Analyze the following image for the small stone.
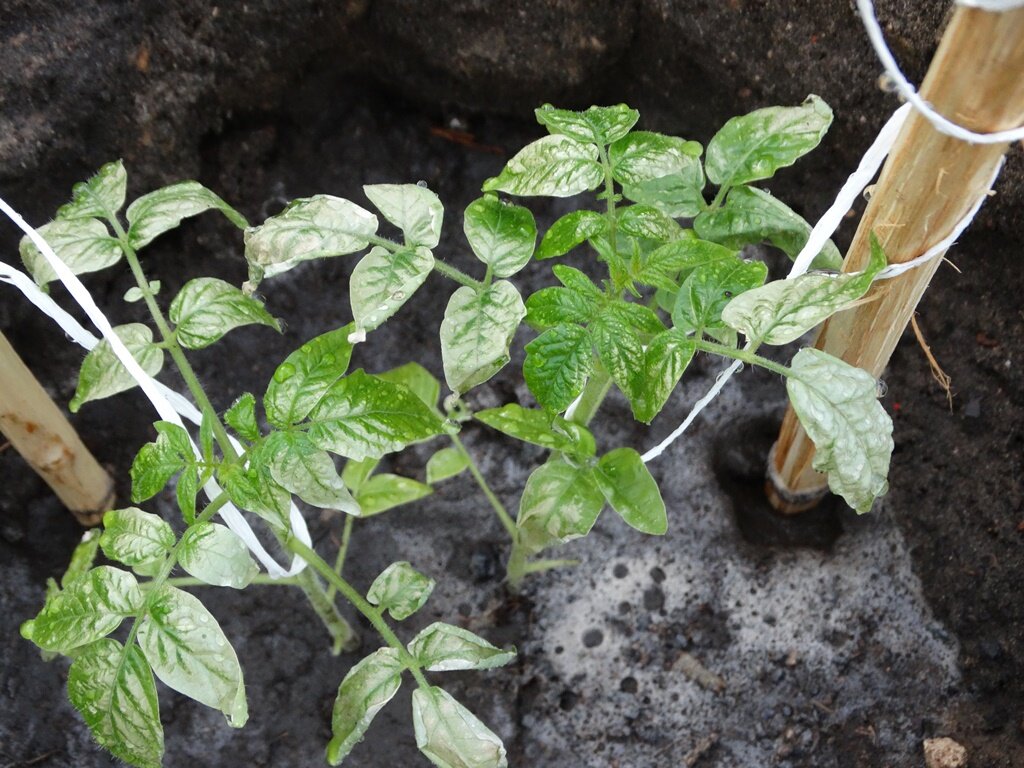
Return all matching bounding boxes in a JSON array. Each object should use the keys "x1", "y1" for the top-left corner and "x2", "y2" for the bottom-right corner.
[
  {"x1": 619, "y1": 676, "x2": 638, "y2": 694},
  {"x1": 923, "y1": 737, "x2": 968, "y2": 768},
  {"x1": 650, "y1": 566, "x2": 666, "y2": 583},
  {"x1": 582, "y1": 628, "x2": 604, "y2": 648},
  {"x1": 613, "y1": 563, "x2": 629, "y2": 578},
  {"x1": 643, "y1": 586, "x2": 665, "y2": 611},
  {"x1": 964, "y1": 398, "x2": 981, "y2": 418}
]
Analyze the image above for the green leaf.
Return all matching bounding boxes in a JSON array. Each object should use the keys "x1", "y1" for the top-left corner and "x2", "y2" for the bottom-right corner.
[
  {"x1": 225, "y1": 393, "x2": 260, "y2": 441},
  {"x1": 20, "y1": 566, "x2": 141, "y2": 654},
  {"x1": 264, "y1": 431, "x2": 360, "y2": 514},
  {"x1": 630, "y1": 329, "x2": 695, "y2": 424},
  {"x1": 178, "y1": 522, "x2": 260, "y2": 589},
  {"x1": 412, "y1": 686, "x2": 508, "y2": 768},
  {"x1": 137, "y1": 585, "x2": 248, "y2": 726},
  {"x1": 611, "y1": 300, "x2": 666, "y2": 336},
  {"x1": 524, "y1": 285, "x2": 601, "y2": 331},
  {"x1": 175, "y1": 466, "x2": 200, "y2": 524},
  {"x1": 523, "y1": 323, "x2": 593, "y2": 413},
  {"x1": 672, "y1": 255, "x2": 768, "y2": 335},
  {"x1": 482, "y1": 135, "x2": 603, "y2": 198},
  {"x1": 57, "y1": 161, "x2": 128, "y2": 220},
  {"x1": 243, "y1": 195, "x2": 378, "y2": 281},
  {"x1": 374, "y1": 362, "x2": 442, "y2": 411},
  {"x1": 786, "y1": 349, "x2": 893, "y2": 514},
  {"x1": 217, "y1": 457, "x2": 291, "y2": 530},
  {"x1": 426, "y1": 447, "x2": 469, "y2": 484},
  {"x1": 130, "y1": 422, "x2": 192, "y2": 503},
  {"x1": 364, "y1": 183, "x2": 444, "y2": 248},
  {"x1": 366, "y1": 561, "x2": 435, "y2": 620},
  {"x1": 124, "y1": 280, "x2": 161, "y2": 303},
  {"x1": 126, "y1": 181, "x2": 247, "y2": 249},
  {"x1": 440, "y1": 281, "x2": 525, "y2": 394},
  {"x1": 305, "y1": 370, "x2": 444, "y2": 461},
  {"x1": 355, "y1": 473, "x2": 433, "y2": 516},
  {"x1": 517, "y1": 460, "x2": 604, "y2": 553},
  {"x1": 341, "y1": 457, "x2": 379, "y2": 494},
  {"x1": 265, "y1": 325, "x2": 355, "y2": 428},
  {"x1": 62, "y1": 529, "x2": 102, "y2": 587},
  {"x1": 169, "y1": 277, "x2": 280, "y2": 350},
  {"x1": 463, "y1": 196, "x2": 536, "y2": 277},
  {"x1": 536, "y1": 210, "x2": 606, "y2": 260},
  {"x1": 409, "y1": 623, "x2": 515, "y2": 672},
  {"x1": 722, "y1": 234, "x2": 886, "y2": 345},
  {"x1": 99, "y1": 507, "x2": 174, "y2": 568},
  {"x1": 610, "y1": 131, "x2": 705, "y2": 217},
  {"x1": 535, "y1": 103, "x2": 639, "y2": 145},
  {"x1": 67, "y1": 638, "x2": 163, "y2": 768},
  {"x1": 594, "y1": 448, "x2": 667, "y2": 534},
  {"x1": 351, "y1": 245, "x2": 434, "y2": 333},
  {"x1": 20, "y1": 217, "x2": 122, "y2": 286},
  {"x1": 635, "y1": 238, "x2": 737, "y2": 292},
  {"x1": 475, "y1": 404, "x2": 595, "y2": 457},
  {"x1": 694, "y1": 185, "x2": 842, "y2": 270},
  {"x1": 70, "y1": 323, "x2": 164, "y2": 412},
  {"x1": 327, "y1": 648, "x2": 404, "y2": 766},
  {"x1": 552, "y1": 264, "x2": 604, "y2": 298},
  {"x1": 618, "y1": 205, "x2": 682, "y2": 241},
  {"x1": 705, "y1": 95, "x2": 833, "y2": 189},
  {"x1": 591, "y1": 308, "x2": 645, "y2": 405}
]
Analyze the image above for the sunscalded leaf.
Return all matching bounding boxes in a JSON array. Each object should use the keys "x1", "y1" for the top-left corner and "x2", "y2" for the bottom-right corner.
[
  {"x1": 137, "y1": 585, "x2": 248, "y2": 726},
  {"x1": 594, "y1": 448, "x2": 667, "y2": 534},
  {"x1": 536, "y1": 209, "x2": 606, "y2": 260},
  {"x1": 524, "y1": 284, "x2": 601, "y2": 331},
  {"x1": 722, "y1": 234, "x2": 886, "y2": 345},
  {"x1": 124, "y1": 280, "x2": 160, "y2": 303},
  {"x1": 672, "y1": 255, "x2": 767, "y2": 335},
  {"x1": 523, "y1": 323, "x2": 593, "y2": 413},
  {"x1": 629, "y1": 329, "x2": 695, "y2": 424},
  {"x1": 463, "y1": 195, "x2": 536, "y2": 277},
  {"x1": 482, "y1": 135, "x2": 603, "y2": 198},
  {"x1": 590, "y1": 306, "x2": 645, "y2": 406},
  {"x1": 178, "y1": 522, "x2": 259, "y2": 589},
  {"x1": 374, "y1": 362, "x2": 441, "y2": 411},
  {"x1": 364, "y1": 183, "x2": 444, "y2": 248},
  {"x1": 67, "y1": 638, "x2": 163, "y2": 768},
  {"x1": 264, "y1": 431, "x2": 360, "y2": 515},
  {"x1": 99, "y1": 507, "x2": 174, "y2": 568},
  {"x1": 217, "y1": 455, "x2": 291, "y2": 531},
  {"x1": 130, "y1": 421, "x2": 192, "y2": 503},
  {"x1": 617, "y1": 205, "x2": 681, "y2": 241},
  {"x1": 610, "y1": 131, "x2": 705, "y2": 217},
  {"x1": 705, "y1": 95, "x2": 833, "y2": 189},
  {"x1": 57, "y1": 161, "x2": 127, "y2": 220},
  {"x1": 350, "y1": 245, "x2": 434, "y2": 332},
  {"x1": 305, "y1": 370, "x2": 444, "y2": 462},
  {"x1": 126, "y1": 181, "x2": 247, "y2": 249},
  {"x1": 786, "y1": 349, "x2": 893, "y2": 513},
  {"x1": 355, "y1": 473, "x2": 433, "y2": 516},
  {"x1": 20, "y1": 566, "x2": 141, "y2": 654},
  {"x1": 516, "y1": 459, "x2": 604, "y2": 554},
  {"x1": 694, "y1": 185, "x2": 842, "y2": 270},
  {"x1": 243, "y1": 195, "x2": 378, "y2": 281},
  {"x1": 326, "y1": 648, "x2": 404, "y2": 765},
  {"x1": 409, "y1": 623, "x2": 515, "y2": 672},
  {"x1": 265, "y1": 325, "x2": 354, "y2": 428},
  {"x1": 440, "y1": 281, "x2": 525, "y2": 394},
  {"x1": 535, "y1": 103, "x2": 639, "y2": 145},
  {"x1": 70, "y1": 323, "x2": 164, "y2": 412},
  {"x1": 341, "y1": 457, "x2": 379, "y2": 494},
  {"x1": 169, "y1": 277, "x2": 280, "y2": 349},
  {"x1": 475, "y1": 403, "x2": 595, "y2": 456},
  {"x1": 62, "y1": 529, "x2": 102, "y2": 588},
  {"x1": 225, "y1": 393, "x2": 260, "y2": 442},
  {"x1": 634, "y1": 238, "x2": 737, "y2": 291},
  {"x1": 426, "y1": 447, "x2": 469, "y2": 484},
  {"x1": 412, "y1": 686, "x2": 508, "y2": 768},
  {"x1": 20, "y1": 217, "x2": 122, "y2": 286},
  {"x1": 366, "y1": 561, "x2": 435, "y2": 620}
]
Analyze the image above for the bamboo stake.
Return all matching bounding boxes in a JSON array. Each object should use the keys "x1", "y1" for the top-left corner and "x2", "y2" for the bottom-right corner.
[
  {"x1": 0, "y1": 330, "x2": 114, "y2": 525},
  {"x1": 768, "y1": 5, "x2": 1024, "y2": 514}
]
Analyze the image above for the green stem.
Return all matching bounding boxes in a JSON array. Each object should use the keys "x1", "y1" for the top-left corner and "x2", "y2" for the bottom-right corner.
[
  {"x1": 521, "y1": 558, "x2": 580, "y2": 575},
  {"x1": 152, "y1": 574, "x2": 301, "y2": 589},
  {"x1": 709, "y1": 184, "x2": 730, "y2": 211},
  {"x1": 598, "y1": 144, "x2": 619, "y2": 249},
  {"x1": 286, "y1": 538, "x2": 430, "y2": 689},
  {"x1": 326, "y1": 514, "x2": 355, "y2": 603},
  {"x1": 449, "y1": 434, "x2": 517, "y2": 539},
  {"x1": 693, "y1": 339, "x2": 791, "y2": 379},
  {"x1": 567, "y1": 366, "x2": 612, "y2": 426},
  {"x1": 296, "y1": 566, "x2": 359, "y2": 655},
  {"x1": 433, "y1": 259, "x2": 485, "y2": 290}
]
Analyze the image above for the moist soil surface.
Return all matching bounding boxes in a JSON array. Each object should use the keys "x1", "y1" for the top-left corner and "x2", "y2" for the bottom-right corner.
[{"x1": 1, "y1": 79, "x2": 1022, "y2": 767}]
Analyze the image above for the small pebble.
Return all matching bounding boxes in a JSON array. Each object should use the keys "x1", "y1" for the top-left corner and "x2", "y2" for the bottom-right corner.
[
  {"x1": 923, "y1": 737, "x2": 968, "y2": 768},
  {"x1": 619, "y1": 676, "x2": 638, "y2": 694},
  {"x1": 613, "y1": 563, "x2": 628, "y2": 578},
  {"x1": 643, "y1": 586, "x2": 665, "y2": 611},
  {"x1": 582, "y1": 628, "x2": 604, "y2": 648},
  {"x1": 650, "y1": 566, "x2": 666, "y2": 583}
]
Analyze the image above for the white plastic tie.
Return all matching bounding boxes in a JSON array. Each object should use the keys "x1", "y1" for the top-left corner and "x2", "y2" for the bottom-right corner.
[
  {"x1": 0, "y1": 196, "x2": 310, "y2": 577},
  {"x1": 858, "y1": 0, "x2": 1024, "y2": 145}
]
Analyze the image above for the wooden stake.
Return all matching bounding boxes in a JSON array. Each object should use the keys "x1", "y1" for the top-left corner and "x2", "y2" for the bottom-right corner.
[
  {"x1": 0, "y1": 331, "x2": 114, "y2": 525},
  {"x1": 768, "y1": 5, "x2": 1024, "y2": 514}
]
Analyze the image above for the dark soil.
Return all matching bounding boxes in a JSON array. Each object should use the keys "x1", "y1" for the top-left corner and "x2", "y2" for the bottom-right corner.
[{"x1": 2, "y1": 9, "x2": 1023, "y2": 767}]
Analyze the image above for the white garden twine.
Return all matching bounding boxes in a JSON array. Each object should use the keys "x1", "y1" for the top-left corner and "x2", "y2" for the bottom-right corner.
[{"x1": 0, "y1": 196, "x2": 310, "y2": 578}]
